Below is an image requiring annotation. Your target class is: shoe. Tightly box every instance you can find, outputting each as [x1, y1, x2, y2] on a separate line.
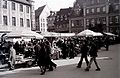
[76, 65, 81, 68]
[49, 68, 53, 71]
[85, 68, 89, 71]
[53, 64, 57, 69]
[95, 68, 100, 71]
[40, 72, 45, 75]
[49, 67, 53, 71]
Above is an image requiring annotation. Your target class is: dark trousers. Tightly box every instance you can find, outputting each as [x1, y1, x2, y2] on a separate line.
[78, 54, 89, 67]
[86, 57, 100, 69]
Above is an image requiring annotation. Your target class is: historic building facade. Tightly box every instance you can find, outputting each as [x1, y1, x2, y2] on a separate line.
[53, 8, 72, 33]
[35, 5, 50, 33]
[47, 11, 56, 32]
[0, 0, 35, 33]
[69, 0, 120, 34]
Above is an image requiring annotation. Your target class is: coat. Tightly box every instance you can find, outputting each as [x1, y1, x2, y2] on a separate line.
[89, 43, 98, 57]
[9, 47, 16, 65]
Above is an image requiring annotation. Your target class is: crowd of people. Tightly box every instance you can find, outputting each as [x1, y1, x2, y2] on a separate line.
[0, 34, 119, 75]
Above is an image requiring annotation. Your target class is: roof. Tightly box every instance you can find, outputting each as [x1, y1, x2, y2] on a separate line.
[57, 7, 72, 15]
[35, 5, 46, 18]
[12, 0, 31, 5]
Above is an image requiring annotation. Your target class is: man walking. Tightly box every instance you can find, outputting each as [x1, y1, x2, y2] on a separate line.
[77, 40, 89, 68]
[85, 41, 100, 71]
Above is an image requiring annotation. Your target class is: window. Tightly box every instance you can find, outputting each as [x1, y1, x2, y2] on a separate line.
[109, 17, 113, 24]
[41, 23, 42, 27]
[86, 19, 89, 26]
[43, 19, 45, 22]
[86, 9, 89, 14]
[12, 2, 15, 10]
[65, 15, 67, 20]
[41, 19, 42, 22]
[102, 17, 106, 24]
[61, 16, 63, 21]
[20, 4, 23, 12]
[27, 19, 30, 27]
[91, 0, 94, 4]
[97, 7, 100, 12]
[26, 6, 29, 13]
[91, 8, 95, 13]
[43, 23, 45, 27]
[97, 18, 100, 24]
[91, 19, 95, 26]
[20, 18, 23, 27]
[97, 0, 100, 3]
[71, 20, 74, 27]
[115, 5, 119, 10]
[3, 16, 7, 25]
[12, 17, 16, 26]
[115, 16, 119, 23]
[3, 0, 7, 9]
[102, 7, 106, 12]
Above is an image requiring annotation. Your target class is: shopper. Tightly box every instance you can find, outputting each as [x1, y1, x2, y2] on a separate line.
[85, 41, 100, 71]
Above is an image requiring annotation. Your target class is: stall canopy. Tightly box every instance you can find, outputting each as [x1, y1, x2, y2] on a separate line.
[77, 29, 103, 36]
[59, 33, 75, 37]
[41, 32, 75, 37]
[93, 32, 103, 36]
[103, 32, 117, 36]
[41, 32, 59, 37]
[7, 30, 44, 39]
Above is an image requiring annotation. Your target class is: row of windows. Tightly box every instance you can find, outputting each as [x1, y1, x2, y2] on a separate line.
[3, 0, 30, 13]
[40, 23, 45, 28]
[56, 24, 69, 29]
[3, 16, 30, 27]
[86, 16, 119, 26]
[86, 6, 106, 14]
[71, 20, 83, 27]
[41, 19, 45, 22]
[56, 15, 68, 21]
[86, 5, 119, 14]
[87, 0, 119, 5]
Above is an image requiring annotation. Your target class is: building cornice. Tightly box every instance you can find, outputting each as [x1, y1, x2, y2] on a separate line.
[8, 0, 32, 6]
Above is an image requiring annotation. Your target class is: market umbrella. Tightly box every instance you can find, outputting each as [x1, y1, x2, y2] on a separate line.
[7, 30, 44, 39]
[59, 33, 75, 37]
[103, 32, 117, 36]
[77, 29, 96, 36]
[93, 32, 103, 36]
[41, 32, 59, 37]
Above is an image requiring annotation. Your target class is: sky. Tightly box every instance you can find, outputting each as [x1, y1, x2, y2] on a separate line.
[34, 0, 76, 11]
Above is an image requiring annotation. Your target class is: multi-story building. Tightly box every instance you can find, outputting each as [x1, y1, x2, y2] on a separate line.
[0, 0, 35, 33]
[69, 0, 120, 34]
[54, 8, 72, 33]
[35, 5, 50, 33]
[47, 11, 56, 32]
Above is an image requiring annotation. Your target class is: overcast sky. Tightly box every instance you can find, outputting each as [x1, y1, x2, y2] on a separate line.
[34, 0, 76, 11]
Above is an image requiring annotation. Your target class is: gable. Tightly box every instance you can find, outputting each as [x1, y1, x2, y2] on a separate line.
[35, 5, 46, 18]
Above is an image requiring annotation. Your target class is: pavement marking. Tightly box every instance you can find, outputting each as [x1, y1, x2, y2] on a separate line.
[97, 57, 112, 60]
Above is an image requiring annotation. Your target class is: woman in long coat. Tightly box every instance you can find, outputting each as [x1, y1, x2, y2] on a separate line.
[34, 41, 48, 75]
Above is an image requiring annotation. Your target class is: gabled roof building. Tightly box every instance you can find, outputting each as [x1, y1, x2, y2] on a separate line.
[35, 5, 50, 33]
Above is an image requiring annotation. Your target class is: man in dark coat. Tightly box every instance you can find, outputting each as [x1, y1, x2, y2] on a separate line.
[85, 41, 100, 71]
[34, 41, 48, 75]
[77, 40, 89, 68]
